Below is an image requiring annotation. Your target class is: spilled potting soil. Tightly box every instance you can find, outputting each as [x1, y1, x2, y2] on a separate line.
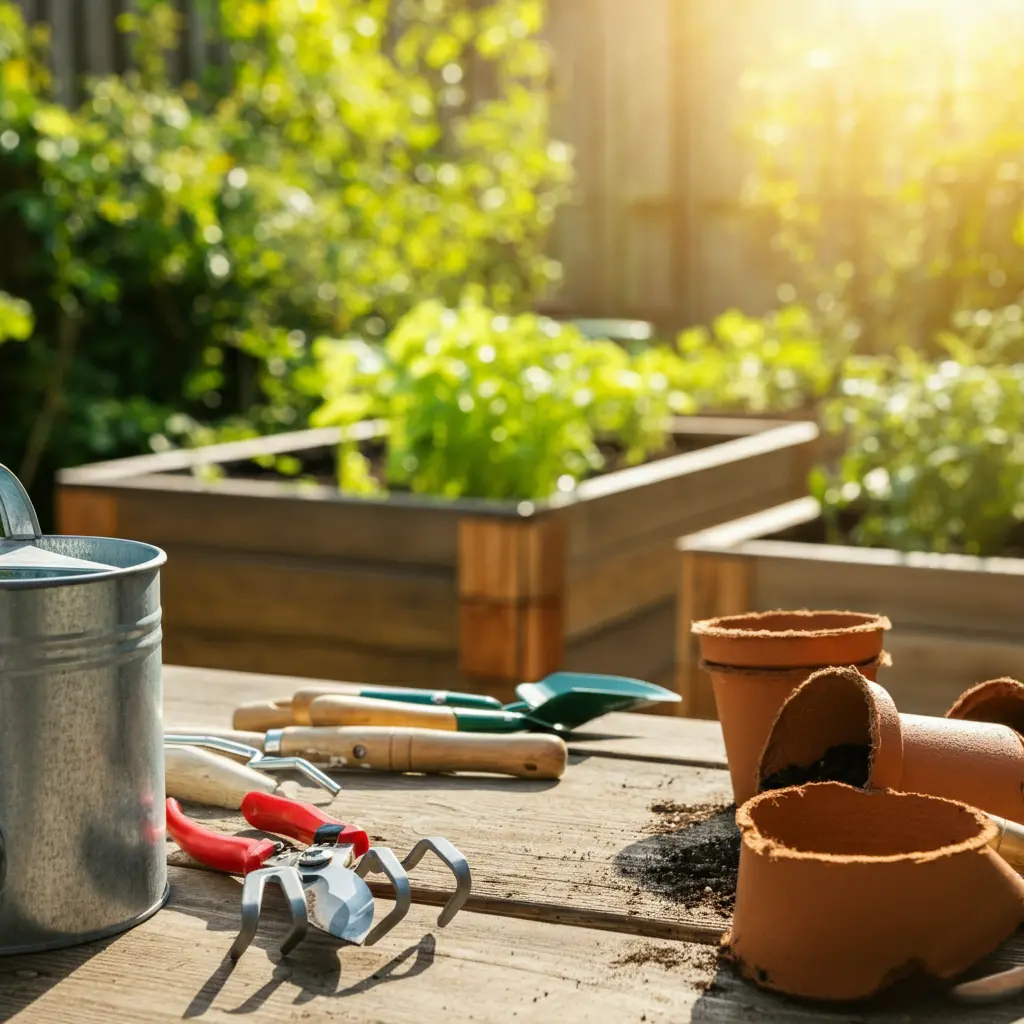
[617, 802, 740, 917]
[760, 743, 871, 792]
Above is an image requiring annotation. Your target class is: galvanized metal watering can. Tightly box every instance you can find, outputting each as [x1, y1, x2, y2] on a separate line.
[0, 464, 168, 953]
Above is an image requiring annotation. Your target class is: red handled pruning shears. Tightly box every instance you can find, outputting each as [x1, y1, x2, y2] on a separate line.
[166, 791, 471, 959]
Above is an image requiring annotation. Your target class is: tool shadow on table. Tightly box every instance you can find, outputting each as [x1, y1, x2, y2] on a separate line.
[0, 936, 122, 1024]
[169, 869, 438, 1016]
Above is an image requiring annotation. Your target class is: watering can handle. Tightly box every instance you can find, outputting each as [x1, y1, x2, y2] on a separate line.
[0, 463, 41, 541]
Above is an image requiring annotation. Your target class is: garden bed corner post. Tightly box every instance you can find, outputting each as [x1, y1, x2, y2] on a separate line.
[676, 548, 754, 719]
[457, 514, 568, 687]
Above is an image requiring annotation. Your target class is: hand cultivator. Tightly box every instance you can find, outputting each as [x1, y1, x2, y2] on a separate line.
[166, 792, 471, 960]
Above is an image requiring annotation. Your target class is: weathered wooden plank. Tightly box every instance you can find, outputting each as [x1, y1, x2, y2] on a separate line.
[162, 665, 730, 768]
[161, 550, 457, 651]
[566, 531, 678, 637]
[162, 669, 736, 939]
[164, 634, 464, 693]
[82, 0, 115, 76]
[567, 422, 819, 559]
[54, 488, 119, 538]
[110, 486, 462, 567]
[170, 750, 734, 942]
[458, 516, 567, 683]
[0, 866, 717, 1024]
[564, 598, 676, 688]
[753, 541, 1024, 638]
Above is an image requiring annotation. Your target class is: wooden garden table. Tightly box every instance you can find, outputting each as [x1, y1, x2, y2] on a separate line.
[2, 665, 1023, 1022]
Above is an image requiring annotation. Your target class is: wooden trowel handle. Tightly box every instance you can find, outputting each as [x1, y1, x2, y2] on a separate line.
[987, 813, 1024, 873]
[308, 695, 459, 730]
[165, 745, 277, 809]
[279, 726, 567, 780]
[232, 700, 294, 731]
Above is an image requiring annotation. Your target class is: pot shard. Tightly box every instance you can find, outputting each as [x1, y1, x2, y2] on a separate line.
[757, 667, 1024, 823]
[708, 654, 889, 806]
[727, 783, 1024, 1001]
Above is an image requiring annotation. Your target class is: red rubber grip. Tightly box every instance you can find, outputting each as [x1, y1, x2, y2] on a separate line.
[241, 791, 370, 857]
[165, 798, 278, 876]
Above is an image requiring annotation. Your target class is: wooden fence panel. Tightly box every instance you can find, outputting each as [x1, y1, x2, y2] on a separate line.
[13, 0, 809, 332]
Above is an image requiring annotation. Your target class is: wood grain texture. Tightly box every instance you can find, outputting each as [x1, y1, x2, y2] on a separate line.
[169, 751, 733, 943]
[54, 488, 118, 539]
[163, 633, 463, 692]
[0, 867, 719, 1024]
[59, 419, 815, 692]
[161, 550, 456, 652]
[458, 517, 567, 683]
[164, 745, 277, 809]
[680, 496, 1024, 718]
[277, 725, 569, 780]
[162, 665, 731, 769]
[677, 553, 753, 719]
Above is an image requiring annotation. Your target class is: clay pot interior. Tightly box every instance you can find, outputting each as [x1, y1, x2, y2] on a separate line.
[743, 782, 986, 861]
[757, 665, 880, 793]
[729, 782, 1024, 1001]
[757, 667, 1024, 823]
[947, 677, 1024, 733]
[692, 609, 891, 669]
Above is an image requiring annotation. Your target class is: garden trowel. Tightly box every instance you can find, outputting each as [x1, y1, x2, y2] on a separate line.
[233, 671, 681, 735]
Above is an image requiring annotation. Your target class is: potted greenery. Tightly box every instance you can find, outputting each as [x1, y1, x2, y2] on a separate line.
[58, 295, 820, 699]
[677, 340, 1024, 718]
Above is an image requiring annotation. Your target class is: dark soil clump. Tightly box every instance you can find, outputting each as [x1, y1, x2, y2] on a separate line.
[759, 743, 871, 792]
[618, 802, 740, 917]
[612, 941, 719, 984]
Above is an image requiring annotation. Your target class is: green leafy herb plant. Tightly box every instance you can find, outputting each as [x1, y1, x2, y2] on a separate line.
[310, 293, 694, 501]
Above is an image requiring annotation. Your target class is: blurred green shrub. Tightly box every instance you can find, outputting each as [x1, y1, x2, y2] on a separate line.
[311, 292, 693, 500]
[0, 0, 571, 518]
[812, 343, 1024, 557]
[741, 4, 1024, 355]
[674, 305, 835, 414]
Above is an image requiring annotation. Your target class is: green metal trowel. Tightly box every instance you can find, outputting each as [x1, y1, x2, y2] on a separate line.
[233, 672, 681, 735]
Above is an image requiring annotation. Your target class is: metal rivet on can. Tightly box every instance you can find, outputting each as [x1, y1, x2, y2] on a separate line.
[353, 745, 367, 759]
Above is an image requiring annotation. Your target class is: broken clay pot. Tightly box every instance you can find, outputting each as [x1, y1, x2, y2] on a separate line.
[709, 652, 890, 805]
[757, 667, 1024, 822]
[947, 676, 1024, 733]
[727, 782, 1024, 1001]
[691, 609, 891, 669]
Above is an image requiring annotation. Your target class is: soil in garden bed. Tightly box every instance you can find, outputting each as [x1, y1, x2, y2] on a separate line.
[183, 430, 730, 493]
[616, 802, 740, 918]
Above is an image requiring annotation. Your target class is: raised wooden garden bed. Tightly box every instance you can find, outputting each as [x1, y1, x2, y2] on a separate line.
[56, 416, 819, 703]
[677, 496, 1024, 718]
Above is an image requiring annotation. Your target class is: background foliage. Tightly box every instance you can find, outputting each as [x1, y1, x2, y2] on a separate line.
[741, 2, 1024, 357]
[0, 0, 571, 524]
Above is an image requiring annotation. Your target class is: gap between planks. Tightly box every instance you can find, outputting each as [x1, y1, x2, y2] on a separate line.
[166, 850, 726, 947]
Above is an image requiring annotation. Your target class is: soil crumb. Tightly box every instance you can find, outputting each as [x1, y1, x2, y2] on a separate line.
[618, 802, 740, 917]
[613, 940, 719, 979]
[759, 743, 870, 792]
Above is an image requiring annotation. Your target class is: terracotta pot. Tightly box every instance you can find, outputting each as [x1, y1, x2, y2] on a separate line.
[758, 667, 1024, 821]
[709, 652, 890, 805]
[726, 782, 1024, 1001]
[947, 677, 1024, 732]
[691, 609, 891, 669]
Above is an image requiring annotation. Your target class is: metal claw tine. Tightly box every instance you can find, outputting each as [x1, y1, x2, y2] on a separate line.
[230, 867, 309, 961]
[400, 837, 472, 928]
[253, 755, 342, 796]
[354, 847, 412, 946]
